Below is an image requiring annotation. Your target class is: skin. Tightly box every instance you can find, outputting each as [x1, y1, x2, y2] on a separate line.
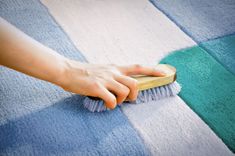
[0, 17, 165, 109]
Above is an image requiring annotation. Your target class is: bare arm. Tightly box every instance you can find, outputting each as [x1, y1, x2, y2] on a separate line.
[0, 17, 66, 84]
[0, 17, 165, 109]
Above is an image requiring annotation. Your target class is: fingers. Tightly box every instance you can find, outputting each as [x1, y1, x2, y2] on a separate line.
[106, 80, 130, 104]
[95, 85, 117, 109]
[119, 64, 166, 77]
[85, 63, 166, 110]
[93, 78, 133, 109]
[115, 75, 138, 101]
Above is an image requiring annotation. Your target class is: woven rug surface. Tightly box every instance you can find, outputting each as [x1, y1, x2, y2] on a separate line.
[0, 0, 235, 155]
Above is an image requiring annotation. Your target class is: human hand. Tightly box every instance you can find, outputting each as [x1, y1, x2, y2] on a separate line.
[57, 59, 165, 109]
[0, 17, 164, 109]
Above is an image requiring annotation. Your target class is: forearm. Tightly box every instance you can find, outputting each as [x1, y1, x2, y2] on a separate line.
[0, 17, 165, 109]
[0, 17, 67, 85]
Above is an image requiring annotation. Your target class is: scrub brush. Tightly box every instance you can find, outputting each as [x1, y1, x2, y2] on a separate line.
[83, 64, 181, 112]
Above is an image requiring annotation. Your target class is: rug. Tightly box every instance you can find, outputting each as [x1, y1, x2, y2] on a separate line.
[0, 0, 234, 155]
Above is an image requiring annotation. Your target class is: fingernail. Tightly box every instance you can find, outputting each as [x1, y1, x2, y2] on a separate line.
[160, 73, 166, 76]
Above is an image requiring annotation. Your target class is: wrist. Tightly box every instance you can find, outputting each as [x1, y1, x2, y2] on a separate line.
[53, 58, 87, 91]
[51, 56, 71, 88]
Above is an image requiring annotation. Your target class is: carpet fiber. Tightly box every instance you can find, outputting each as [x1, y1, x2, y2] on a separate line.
[150, 0, 235, 42]
[121, 96, 232, 155]
[0, 0, 149, 155]
[41, 0, 195, 65]
[1, 0, 235, 155]
[40, 0, 233, 155]
[161, 45, 235, 152]
[0, 0, 86, 124]
[0, 96, 150, 155]
[200, 34, 235, 75]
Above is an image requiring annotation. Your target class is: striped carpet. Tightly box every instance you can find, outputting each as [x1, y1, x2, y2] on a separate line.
[0, 0, 234, 155]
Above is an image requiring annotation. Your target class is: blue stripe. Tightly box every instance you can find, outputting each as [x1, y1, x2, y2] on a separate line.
[150, 0, 235, 42]
[0, 95, 150, 155]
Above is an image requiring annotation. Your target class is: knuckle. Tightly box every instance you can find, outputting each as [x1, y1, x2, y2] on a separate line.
[129, 90, 138, 100]
[128, 79, 138, 100]
[92, 81, 100, 87]
[125, 86, 131, 94]
[110, 96, 116, 104]
[130, 93, 138, 101]
[130, 79, 138, 89]
[90, 81, 102, 91]
[120, 87, 129, 97]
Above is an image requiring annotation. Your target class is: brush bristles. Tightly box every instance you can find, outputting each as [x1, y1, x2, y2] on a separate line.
[83, 81, 181, 112]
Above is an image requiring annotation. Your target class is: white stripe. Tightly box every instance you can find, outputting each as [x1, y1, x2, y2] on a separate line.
[121, 96, 233, 155]
[41, 0, 195, 65]
[41, 0, 233, 154]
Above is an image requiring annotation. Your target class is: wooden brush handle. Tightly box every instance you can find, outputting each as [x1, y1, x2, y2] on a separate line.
[133, 64, 176, 91]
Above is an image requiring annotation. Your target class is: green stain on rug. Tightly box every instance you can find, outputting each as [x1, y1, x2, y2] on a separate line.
[160, 46, 235, 152]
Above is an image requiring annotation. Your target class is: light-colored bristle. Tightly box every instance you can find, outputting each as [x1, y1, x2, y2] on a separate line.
[135, 81, 181, 103]
[83, 81, 181, 112]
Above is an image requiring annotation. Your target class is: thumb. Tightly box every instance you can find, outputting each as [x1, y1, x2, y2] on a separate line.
[119, 64, 166, 77]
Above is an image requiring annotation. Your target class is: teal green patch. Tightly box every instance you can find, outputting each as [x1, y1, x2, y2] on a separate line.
[200, 34, 235, 75]
[160, 46, 235, 152]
